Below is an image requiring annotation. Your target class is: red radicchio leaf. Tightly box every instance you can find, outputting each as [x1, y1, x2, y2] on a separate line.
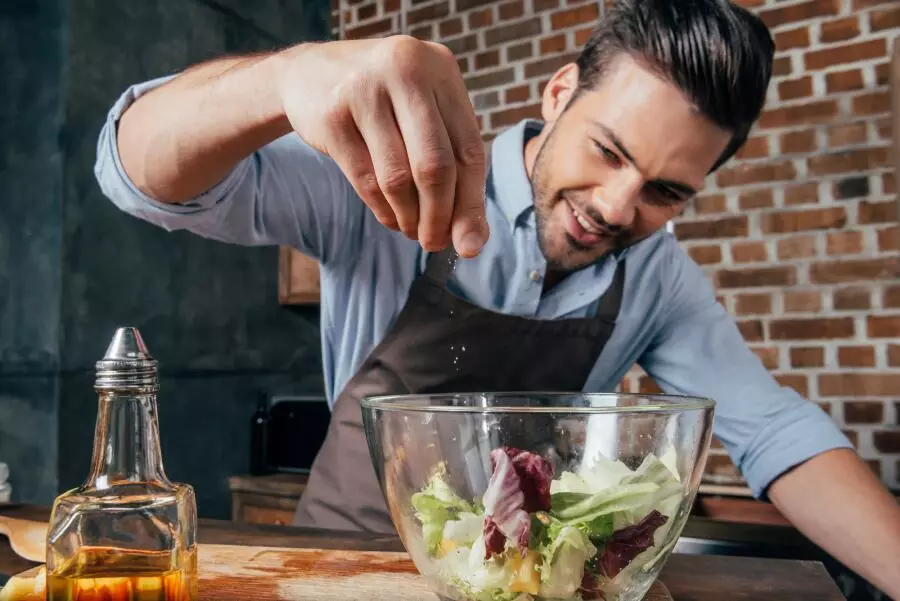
[493, 447, 555, 513]
[598, 510, 669, 579]
[578, 571, 606, 600]
[482, 448, 549, 558]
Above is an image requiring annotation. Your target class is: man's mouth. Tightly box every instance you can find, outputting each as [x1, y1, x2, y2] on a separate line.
[562, 199, 610, 247]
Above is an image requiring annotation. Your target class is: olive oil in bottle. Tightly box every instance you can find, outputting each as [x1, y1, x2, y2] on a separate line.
[45, 327, 198, 601]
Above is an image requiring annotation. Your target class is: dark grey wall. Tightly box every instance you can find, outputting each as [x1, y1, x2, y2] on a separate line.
[1, 0, 332, 519]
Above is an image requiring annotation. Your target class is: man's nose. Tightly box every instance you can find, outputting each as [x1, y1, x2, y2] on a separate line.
[592, 174, 641, 228]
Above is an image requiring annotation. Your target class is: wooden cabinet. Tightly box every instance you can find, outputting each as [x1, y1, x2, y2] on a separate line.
[278, 247, 320, 305]
[228, 473, 309, 526]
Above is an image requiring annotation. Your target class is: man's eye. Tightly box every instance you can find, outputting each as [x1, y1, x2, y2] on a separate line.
[594, 141, 619, 163]
[648, 184, 684, 205]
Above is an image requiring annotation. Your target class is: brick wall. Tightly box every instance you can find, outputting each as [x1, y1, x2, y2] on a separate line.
[331, 0, 900, 491]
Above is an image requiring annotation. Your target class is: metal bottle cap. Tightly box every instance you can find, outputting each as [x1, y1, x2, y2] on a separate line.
[95, 326, 159, 391]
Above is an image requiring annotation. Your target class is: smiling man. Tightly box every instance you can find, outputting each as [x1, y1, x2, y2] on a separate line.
[94, 0, 899, 595]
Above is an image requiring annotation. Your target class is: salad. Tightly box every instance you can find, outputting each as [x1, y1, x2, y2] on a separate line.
[410, 447, 684, 601]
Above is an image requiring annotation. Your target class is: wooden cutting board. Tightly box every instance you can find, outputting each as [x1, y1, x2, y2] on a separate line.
[198, 544, 674, 600]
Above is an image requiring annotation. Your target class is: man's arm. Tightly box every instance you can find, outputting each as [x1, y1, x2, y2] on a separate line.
[767, 448, 900, 598]
[640, 239, 900, 598]
[102, 37, 489, 258]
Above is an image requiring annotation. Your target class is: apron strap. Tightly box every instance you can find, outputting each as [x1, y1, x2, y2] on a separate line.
[593, 258, 626, 320]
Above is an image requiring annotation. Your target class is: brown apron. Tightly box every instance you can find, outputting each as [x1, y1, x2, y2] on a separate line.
[292, 234, 627, 533]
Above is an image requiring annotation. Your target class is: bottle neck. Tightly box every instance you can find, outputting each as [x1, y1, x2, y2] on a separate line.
[86, 390, 170, 489]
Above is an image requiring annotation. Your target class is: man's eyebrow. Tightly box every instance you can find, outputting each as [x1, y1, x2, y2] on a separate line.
[593, 121, 698, 196]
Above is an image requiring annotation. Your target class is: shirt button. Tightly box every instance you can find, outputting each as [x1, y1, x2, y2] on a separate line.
[529, 270, 542, 282]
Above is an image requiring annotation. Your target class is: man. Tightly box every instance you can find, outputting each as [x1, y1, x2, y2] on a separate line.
[95, 0, 899, 595]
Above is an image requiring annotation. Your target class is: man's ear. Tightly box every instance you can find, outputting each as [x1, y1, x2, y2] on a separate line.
[541, 63, 580, 122]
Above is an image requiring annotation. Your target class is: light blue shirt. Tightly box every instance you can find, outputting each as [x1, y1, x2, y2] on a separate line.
[94, 75, 853, 499]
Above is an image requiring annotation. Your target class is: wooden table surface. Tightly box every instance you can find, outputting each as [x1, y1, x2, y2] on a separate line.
[0, 504, 845, 601]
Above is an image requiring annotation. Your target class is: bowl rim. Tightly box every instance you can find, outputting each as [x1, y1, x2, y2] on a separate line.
[360, 391, 716, 413]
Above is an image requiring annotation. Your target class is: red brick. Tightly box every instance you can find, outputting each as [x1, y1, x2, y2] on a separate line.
[551, 3, 598, 29]
[499, 0, 524, 20]
[884, 285, 900, 309]
[407, 1, 449, 25]
[888, 344, 900, 367]
[879, 226, 899, 252]
[784, 182, 819, 206]
[444, 33, 478, 54]
[773, 56, 792, 77]
[346, 17, 393, 39]
[807, 147, 890, 176]
[504, 85, 531, 104]
[735, 136, 770, 160]
[804, 39, 887, 71]
[464, 68, 515, 92]
[838, 346, 877, 368]
[717, 266, 796, 289]
[735, 292, 772, 315]
[761, 207, 846, 234]
[409, 24, 435, 40]
[870, 6, 900, 31]
[875, 62, 890, 86]
[784, 290, 822, 313]
[826, 230, 863, 255]
[819, 16, 860, 43]
[737, 320, 765, 342]
[843, 429, 860, 447]
[507, 41, 534, 62]
[688, 245, 722, 265]
[780, 130, 817, 154]
[827, 121, 867, 147]
[852, 92, 890, 116]
[753, 347, 781, 370]
[574, 25, 593, 46]
[875, 116, 893, 142]
[638, 375, 663, 394]
[833, 176, 869, 200]
[833, 286, 871, 310]
[873, 431, 900, 453]
[759, 0, 839, 29]
[694, 194, 727, 214]
[540, 34, 567, 54]
[778, 76, 813, 101]
[468, 8, 493, 29]
[439, 17, 463, 37]
[819, 402, 833, 416]
[770, 317, 855, 340]
[674, 216, 748, 240]
[717, 161, 797, 187]
[774, 26, 810, 50]
[790, 347, 825, 368]
[819, 374, 900, 396]
[867, 315, 900, 338]
[533, 0, 560, 10]
[777, 235, 818, 260]
[810, 257, 900, 284]
[758, 101, 838, 130]
[474, 50, 500, 70]
[524, 52, 578, 78]
[859, 201, 899, 225]
[457, 0, 495, 10]
[844, 400, 884, 423]
[472, 90, 499, 110]
[490, 102, 542, 128]
[739, 189, 774, 210]
[485, 17, 542, 45]
[357, 3, 376, 20]
[825, 69, 864, 94]
[866, 460, 883, 478]
[775, 374, 809, 397]
[732, 241, 769, 264]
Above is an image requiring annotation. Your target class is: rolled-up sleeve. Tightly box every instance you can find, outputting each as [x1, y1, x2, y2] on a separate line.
[93, 75, 365, 266]
[639, 245, 854, 499]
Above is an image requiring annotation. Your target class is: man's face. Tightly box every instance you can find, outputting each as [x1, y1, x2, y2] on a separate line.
[527, 54, 733, 273]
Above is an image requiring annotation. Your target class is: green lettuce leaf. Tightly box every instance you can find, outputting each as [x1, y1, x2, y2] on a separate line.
[412, 474, 476, 554]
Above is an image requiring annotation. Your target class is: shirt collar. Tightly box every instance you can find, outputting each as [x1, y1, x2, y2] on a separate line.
[488, 119, 544, 225]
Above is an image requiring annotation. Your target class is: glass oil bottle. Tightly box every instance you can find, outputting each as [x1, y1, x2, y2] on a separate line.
[45, 327, 198, 601]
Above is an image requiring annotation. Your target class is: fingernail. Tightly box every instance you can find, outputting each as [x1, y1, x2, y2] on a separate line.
[458, 232, 485, 257]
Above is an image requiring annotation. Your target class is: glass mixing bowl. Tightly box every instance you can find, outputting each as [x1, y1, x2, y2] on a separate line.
[361, 392, 715, 601]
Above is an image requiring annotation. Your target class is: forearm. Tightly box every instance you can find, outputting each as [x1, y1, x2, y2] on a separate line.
[767, 448, 900, 597]
[116, 49, 300, 203]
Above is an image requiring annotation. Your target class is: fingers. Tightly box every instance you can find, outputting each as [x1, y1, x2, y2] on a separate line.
[390, 85, 456, 252]
[352, 89, 420, 239]
[434, 69, 489, 258]
[323, 107, 399, 232]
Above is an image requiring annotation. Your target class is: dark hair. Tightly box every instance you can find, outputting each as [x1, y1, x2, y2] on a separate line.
[574, 0, 775, 171]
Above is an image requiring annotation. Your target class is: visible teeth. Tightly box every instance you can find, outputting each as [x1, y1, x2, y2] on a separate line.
[572, 208, 599, 234]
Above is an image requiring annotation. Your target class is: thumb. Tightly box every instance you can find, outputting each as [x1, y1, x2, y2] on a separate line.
[451, 190, 490, 258]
